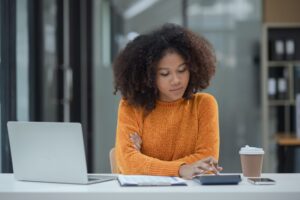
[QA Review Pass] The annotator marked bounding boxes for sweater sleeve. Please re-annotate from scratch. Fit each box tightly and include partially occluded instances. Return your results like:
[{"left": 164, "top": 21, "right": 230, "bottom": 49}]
[
  {"left": 175, "top": 94, "right": 220, "bottom": 164},
  {"left": 115, "top": 99, "right": 185, "bottom": 176}
]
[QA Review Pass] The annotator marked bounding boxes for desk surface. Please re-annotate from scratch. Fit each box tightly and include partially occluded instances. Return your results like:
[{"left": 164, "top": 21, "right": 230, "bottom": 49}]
[{"left": 1, "top": 173, "right": 300, "bottom": 200}]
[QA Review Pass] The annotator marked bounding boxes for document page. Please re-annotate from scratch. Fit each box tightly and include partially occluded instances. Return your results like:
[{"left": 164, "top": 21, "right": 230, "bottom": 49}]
[{"left": 118, "top": 175, "right": 187, "bottom": 186}]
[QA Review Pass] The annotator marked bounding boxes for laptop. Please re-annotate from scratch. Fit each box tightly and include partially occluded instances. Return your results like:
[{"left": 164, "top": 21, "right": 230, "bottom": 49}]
[{"left": 7, "top": 121, "right": 116, "bottom": 184}]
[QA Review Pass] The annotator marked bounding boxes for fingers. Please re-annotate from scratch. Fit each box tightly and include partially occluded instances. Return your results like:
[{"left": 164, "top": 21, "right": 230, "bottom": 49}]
[
  {"left": 212, "top": 161, "right": 223, "bottom": 174},
  {"left": 130, "top": 132, "right": 142, "bottom": 151},
  {"left": 217, "top": 166, "right": 223, "bottom": 172},
  {"left": 192, "top": 167, "right": 205, "bottom": 176},
  {"left": 209, "top": 162, "right": 220, "bottom": 174},
  {"left": 179, "top": 164, "right": 198, "bottom": 180},
  {"left": 195, "top": 156, "right": 222, "bottom": 175},
  {"left": 131, "top": 133, "right": 142, "bottom": 145},
  {"left": 208, "top": 158, "right": 220, "bottom": 174},
  {"left": 180, "top": 158, "right": 223, "bottom": 180},
  {"left": 201, "top": 156, "right": 218, "bottom": 164},
  {"left": 195, "top": 161, "right": 212, "bottom": 171}
]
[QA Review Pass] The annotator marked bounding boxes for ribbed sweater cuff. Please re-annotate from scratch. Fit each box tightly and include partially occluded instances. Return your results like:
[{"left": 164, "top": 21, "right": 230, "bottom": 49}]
[{"left": 148, "top": 161, "right": 186, "bottom": 177}]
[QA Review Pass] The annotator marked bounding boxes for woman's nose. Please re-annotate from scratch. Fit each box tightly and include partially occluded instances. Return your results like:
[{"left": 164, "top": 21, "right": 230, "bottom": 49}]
[{"left": 170, "top": 74, "right": 180, "bottom": 85}]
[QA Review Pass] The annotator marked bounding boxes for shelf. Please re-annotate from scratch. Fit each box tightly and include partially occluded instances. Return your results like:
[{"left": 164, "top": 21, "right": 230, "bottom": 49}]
[
  {"left": 264, "top": 23, "right": 300, "bottom": 28},
  {"left": 262, "top": 23, "right": 300, "bottom": 172},
  {"left": 268, "top": 61, "right": 300, "bottom": 67},
  {"left": 275, "top": 134, "right": 300, "bottom": 146},
  {"left": 268, "top": 60, "right": 300, "bottom": 67},
  {"left": 268, "top": 100, "right": 295, "bottom": 106}
]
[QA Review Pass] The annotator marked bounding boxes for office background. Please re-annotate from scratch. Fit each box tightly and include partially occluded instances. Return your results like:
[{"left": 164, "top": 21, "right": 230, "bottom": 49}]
[{"left": 1, "top": 0, "right": 300, "bottom": 174}]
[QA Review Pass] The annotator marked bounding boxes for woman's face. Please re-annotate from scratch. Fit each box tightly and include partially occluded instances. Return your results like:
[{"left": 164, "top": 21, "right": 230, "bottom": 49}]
[{"left": 155, "top": 51, "right": 190, "bottom": 102}]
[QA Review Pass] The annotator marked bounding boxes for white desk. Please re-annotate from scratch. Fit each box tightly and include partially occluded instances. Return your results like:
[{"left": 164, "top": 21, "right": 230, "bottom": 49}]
[{"left": 0, "top": 173, "right": 300, "bottom": 200}]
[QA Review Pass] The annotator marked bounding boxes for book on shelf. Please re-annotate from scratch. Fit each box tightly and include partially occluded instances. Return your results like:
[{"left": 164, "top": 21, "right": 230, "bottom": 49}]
[
  {"left": 269, "top": 38, "right": 297, "bottom": 61},
  {"left": 277, "top": 77, "right": 288, "bottom": 100},
  {"left": 285, "top": 39, "right": 296, "bottom": 60},
  {"left": 294, "top": 66, "right": 300, "bottom": 95},
  {"left": 269, "top": 39, "right": 285, "bottom": 61},
  {"left": 268, "top": 67, "right": 289, "bottom": 101}
]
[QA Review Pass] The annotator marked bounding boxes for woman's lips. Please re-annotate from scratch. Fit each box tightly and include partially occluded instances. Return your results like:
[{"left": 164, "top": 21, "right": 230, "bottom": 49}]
[{"left": 170, "top": 87, "right": 183, "bottom": 92}]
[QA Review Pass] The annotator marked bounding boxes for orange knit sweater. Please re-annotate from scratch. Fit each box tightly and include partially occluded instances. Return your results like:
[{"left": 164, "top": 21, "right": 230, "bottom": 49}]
[{"left": 115, "top": 93, "right": 219, "bottom": 176}]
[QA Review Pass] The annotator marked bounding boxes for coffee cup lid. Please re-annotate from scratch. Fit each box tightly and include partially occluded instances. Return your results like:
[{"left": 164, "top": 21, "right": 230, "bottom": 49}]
[{"left": 239, "top": 145, "right": 264, "bottom": 155}]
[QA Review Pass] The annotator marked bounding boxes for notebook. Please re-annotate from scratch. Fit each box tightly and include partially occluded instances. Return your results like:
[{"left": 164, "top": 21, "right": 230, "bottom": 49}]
[
  {"left": 7, "top": 121, "right": 117, "bottom": 184},
  {"left": 118, "top": 175, "right": 187, "bottom": 186}
]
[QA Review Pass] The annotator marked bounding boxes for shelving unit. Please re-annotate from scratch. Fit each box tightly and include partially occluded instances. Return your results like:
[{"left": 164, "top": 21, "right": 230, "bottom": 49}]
[{"left": 262, "top": 23, "right": 300, "bottom": 172}]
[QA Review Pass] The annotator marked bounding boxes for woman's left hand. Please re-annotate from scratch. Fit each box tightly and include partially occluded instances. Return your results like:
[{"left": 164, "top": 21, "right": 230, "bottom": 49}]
[{"left": 130, "top": 132, "right": 142, "bottom": 151}]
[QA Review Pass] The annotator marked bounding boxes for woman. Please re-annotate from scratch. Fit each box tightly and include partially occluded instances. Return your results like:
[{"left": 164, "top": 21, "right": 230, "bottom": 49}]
[{"left": 112, "top": 23, "right": 222, "bottom": 179}]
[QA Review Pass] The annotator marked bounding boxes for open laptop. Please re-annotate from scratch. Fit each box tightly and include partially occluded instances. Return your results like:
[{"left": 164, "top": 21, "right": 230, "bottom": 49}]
[{"left": 7, "top": 121, "right": 116, "bottom": 184}]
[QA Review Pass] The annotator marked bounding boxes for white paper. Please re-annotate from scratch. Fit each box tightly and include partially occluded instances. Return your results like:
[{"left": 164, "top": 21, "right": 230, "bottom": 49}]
[{"left": 118, "top": 175, "right": 187, "bottom": 186}]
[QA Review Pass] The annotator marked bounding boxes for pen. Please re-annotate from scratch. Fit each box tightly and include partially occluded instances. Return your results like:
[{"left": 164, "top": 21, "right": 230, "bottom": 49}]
[{"left": 210, "top": 161, "right": 220, "bottom": 175}]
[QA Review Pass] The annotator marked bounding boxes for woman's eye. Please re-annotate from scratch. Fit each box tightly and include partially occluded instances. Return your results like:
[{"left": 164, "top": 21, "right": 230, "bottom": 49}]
[
  {"left": 160, "top": 73, "right": 169, "bottom": 77},
  {"left": 178, "top": 67, "right": 187, "bottom": 73}
]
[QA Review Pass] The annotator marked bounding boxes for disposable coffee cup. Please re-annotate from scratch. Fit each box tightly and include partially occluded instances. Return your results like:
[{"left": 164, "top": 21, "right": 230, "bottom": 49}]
[{"left": 239, "top": 145, "right": 264, "bottom": 177}]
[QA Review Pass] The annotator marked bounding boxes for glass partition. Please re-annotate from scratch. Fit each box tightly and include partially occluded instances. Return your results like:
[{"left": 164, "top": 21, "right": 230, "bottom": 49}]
[
  {"left": 16, "top": 0, "right": 29, "bottom": 121},
  {"left": 187, "top": 0, "right": 262, "bottom": 172}
]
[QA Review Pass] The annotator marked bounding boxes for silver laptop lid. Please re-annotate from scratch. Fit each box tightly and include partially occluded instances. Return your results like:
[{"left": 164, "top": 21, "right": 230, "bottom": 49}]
[{"left": 7, "top": 122, "right": 89, "bottom": 184}]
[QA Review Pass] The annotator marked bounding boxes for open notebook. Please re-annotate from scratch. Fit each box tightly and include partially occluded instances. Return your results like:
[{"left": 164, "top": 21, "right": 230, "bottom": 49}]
[{"left": 118, "top": 175, "right": 187, "bottom": 186}]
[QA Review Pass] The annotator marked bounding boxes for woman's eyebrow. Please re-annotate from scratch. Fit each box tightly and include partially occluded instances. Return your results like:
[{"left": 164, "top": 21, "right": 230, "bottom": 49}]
[
  {"left": 178, "top": 62, "right": 187, "bottom": 67},
  {"left": 177, "top": 62, "right": 188, "bottom": 68},
  {"left": 157, "top": 67, "right": 169, "bottom": 70},
  {"left": 158, "top": 62, "right": 186, "bottom": 70}
]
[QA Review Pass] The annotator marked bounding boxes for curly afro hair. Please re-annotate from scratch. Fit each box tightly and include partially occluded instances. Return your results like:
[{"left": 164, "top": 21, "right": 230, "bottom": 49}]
[{"left": 112, "top": 23, "right": 216, "bottom": 111}]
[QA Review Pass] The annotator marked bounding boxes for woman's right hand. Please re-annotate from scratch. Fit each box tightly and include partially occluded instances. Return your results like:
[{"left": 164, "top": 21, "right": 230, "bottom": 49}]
[{"left": 179, "top": 156, "right": 223, "bottom": 179}]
